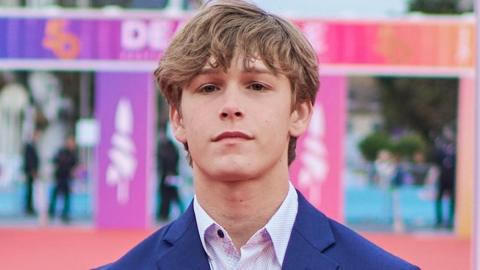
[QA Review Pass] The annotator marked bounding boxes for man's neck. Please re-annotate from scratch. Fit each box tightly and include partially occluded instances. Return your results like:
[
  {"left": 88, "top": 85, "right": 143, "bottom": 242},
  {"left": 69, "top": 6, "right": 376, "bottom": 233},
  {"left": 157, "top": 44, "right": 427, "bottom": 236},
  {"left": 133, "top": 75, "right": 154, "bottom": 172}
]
[{"left": 194, "top": 169, "right": 290, "bottom": 250}]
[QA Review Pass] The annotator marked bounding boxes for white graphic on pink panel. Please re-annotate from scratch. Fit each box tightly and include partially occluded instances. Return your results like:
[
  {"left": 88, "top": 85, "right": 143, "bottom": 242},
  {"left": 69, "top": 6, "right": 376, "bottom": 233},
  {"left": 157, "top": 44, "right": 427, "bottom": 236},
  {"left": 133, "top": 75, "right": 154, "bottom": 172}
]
[
  {"left": 106, "top": 98, "right": 137, "bottom": 204},
  {"left": 456, "top": 26, "right": 472, "bottom": 65},
  {"left": 301, "top": 22, "right": 328, "bottom": 55},
  {"left": 298, "top": 105, "right": 329, "bottom": 204}
]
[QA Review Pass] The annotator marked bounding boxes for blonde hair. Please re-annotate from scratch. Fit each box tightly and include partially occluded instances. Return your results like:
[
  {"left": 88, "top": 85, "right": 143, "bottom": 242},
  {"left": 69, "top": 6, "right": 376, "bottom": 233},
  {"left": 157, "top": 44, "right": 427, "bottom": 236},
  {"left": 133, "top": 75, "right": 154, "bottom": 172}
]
[{"left": 155, "top": 0, "right": 319, "bottom": 164}]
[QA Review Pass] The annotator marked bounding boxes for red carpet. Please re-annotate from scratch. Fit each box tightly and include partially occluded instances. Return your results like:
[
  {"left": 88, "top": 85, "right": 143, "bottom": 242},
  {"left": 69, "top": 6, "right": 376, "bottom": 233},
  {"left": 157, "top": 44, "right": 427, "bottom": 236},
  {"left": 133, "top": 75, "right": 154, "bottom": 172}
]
[
  {"left": 0, "top": 228, "right": 471, "bottom": 270},
  {"left": 363, "top": 233, "right": 471, "bottom": 270}
]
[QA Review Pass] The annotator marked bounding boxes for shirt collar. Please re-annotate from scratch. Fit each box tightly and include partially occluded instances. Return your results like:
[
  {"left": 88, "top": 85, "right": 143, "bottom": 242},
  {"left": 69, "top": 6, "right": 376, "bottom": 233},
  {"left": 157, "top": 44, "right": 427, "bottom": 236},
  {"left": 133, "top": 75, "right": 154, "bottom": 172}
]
[
  {"left": 193, "top": 195, "right": 217, "bottom": 255},
  {"left": 265, "top": 182, "right": 298, "bottom": 265},
  {"left": 193, "top": 182, "right": 298, "bottom": 265}
]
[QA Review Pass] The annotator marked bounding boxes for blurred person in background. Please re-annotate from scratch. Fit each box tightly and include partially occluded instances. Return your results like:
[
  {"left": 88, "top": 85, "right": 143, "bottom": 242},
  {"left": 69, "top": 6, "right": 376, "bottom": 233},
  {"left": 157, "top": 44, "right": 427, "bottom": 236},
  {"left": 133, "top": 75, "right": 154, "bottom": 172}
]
[
  {"left": 374, "top": 149, "right": 400, "bottom": 229},
  {"left": 416, "top": 151, "right": 439, "bottom": 208},
  {"left": 23, "top": 129, "right": 41, "bottom": 216},
  {"left": 156, "top": 131, "right": 184, "bottom": 221},
  {"left": 374, "top": 149, "right": 395, "bottom": 190},
  {"left": 433, "top": 127, "right": 456, "bottom": 229},
  {"left": 97, "top": 1, "right": 419, "bottom": 269},
  {"left": 390, "top": 153, "right": 406, "bottom": 232},
  {"left": 48, "top": 136, "right": 78, "bottom": 223},
  {"left": 410, "top": 151, "right": 430, "bottom": 186}
]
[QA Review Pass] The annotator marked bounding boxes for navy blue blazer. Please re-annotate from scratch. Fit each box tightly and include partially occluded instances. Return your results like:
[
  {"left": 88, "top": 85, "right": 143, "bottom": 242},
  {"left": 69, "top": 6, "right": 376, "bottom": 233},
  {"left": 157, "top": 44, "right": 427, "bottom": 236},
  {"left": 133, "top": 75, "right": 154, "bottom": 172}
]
[{"left": 97, "top": 192, "right": 420, "bottom": 270}]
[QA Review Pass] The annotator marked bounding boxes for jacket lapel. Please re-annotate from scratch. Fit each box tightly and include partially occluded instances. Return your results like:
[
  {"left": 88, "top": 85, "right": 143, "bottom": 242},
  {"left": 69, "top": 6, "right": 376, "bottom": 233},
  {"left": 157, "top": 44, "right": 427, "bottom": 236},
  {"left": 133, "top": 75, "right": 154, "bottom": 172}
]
[
  {"left": 282, "top": 191, "right": 339, "bottom": 270},
  {"left": 155, "top": 192, "right": 339, "bottom": 270},
  {"left": 156, "top": 203, "right": 211, "bottom": 270}
]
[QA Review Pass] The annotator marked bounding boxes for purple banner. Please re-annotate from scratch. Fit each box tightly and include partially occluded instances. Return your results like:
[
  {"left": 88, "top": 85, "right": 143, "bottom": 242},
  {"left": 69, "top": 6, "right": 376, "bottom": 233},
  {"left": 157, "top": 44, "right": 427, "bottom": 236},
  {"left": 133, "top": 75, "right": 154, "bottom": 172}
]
[
  {"left": 0, "top": 17, "right": 180, "bottom": 60},
  {"left": 95, "top": 72, "right": 154, "bottom": 229}
]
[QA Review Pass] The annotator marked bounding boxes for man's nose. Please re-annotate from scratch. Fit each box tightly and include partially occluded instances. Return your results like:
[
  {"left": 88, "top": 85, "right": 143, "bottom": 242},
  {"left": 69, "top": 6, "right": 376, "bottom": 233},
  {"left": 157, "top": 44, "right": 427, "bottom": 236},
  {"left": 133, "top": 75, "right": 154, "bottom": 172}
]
[{"left": 219, "top": 87, "right": 244, "bottom": 120}]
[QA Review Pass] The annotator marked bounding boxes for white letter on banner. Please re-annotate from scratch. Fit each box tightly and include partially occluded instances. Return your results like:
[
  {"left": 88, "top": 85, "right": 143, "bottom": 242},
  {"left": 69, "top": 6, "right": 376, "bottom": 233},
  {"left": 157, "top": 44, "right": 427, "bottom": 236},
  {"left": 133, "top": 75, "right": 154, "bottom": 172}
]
[
  {"left": 121, "top": 20, "right": 147, "bottom": 50},
  {"left": 149, "top": 20, "right": 172, "bottom": 51},
  {"left": 302, "top": 22, "right": 328, "bottom": 55},
  {"left": 456, "top": 26, "right": 472, "bottom": 65}
]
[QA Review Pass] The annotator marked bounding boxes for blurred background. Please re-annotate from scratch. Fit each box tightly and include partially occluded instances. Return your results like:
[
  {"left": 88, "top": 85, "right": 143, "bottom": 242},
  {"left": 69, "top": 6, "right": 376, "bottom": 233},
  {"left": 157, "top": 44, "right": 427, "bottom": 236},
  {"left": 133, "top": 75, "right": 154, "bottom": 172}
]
[{"left": 0, "top": 0, "right": 476, "bottom": 269}]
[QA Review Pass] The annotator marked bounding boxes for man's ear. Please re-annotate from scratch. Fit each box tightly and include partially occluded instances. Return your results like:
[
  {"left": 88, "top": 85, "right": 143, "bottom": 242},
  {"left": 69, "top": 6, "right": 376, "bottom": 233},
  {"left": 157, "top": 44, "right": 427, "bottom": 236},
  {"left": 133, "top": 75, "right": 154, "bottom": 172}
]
[
  {"left": 289, "top": 101, "right": 313, "bottom": 137},
  {"left": 169, "top": 105, "right": 187, "bottom": 143}
]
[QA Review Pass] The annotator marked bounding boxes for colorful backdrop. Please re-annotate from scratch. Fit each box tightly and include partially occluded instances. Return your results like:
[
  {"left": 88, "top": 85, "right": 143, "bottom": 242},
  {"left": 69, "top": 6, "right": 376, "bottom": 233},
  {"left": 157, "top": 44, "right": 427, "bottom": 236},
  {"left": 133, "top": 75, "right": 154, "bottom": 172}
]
[{"left": 0, "top": 12, "right": 475, "bottom": 236}]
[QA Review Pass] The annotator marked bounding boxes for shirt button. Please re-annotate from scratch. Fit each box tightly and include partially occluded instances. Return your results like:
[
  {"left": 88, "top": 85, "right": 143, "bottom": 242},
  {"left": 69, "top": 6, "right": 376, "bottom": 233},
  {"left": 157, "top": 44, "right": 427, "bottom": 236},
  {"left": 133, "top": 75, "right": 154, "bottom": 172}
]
[{"left": 217, "top": 229, "right": 224, "bottom": 238}]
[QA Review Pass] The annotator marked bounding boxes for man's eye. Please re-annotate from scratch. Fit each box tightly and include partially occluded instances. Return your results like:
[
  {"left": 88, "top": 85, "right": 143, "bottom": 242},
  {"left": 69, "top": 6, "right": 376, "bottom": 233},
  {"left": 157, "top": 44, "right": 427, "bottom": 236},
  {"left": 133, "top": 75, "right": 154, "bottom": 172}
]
[
  {"left": 199, "top": 84, "right": 219, "bottom": 93},
  {"left": 248, "top": 83, "right": 267, "bottom": 91}
]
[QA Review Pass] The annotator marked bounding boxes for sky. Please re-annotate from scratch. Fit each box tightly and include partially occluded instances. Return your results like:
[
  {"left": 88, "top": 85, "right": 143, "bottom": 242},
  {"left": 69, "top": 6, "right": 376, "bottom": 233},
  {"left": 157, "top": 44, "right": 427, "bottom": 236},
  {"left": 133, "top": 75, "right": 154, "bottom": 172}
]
[{"left": 250, "top": 0, "right": 408, "bottom": 18}]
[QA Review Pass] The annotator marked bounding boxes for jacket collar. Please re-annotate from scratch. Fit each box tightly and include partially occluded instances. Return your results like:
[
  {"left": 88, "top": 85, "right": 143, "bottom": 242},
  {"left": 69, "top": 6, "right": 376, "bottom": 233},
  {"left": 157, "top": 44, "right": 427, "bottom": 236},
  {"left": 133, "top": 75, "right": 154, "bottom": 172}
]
[
  {"left": 156, "top": 191, "right": 339, "bottom": 270},
  {"left": 282, "top": 191, "right": 339, "bottom": 270},
  {"left": 155, "top": 202, "right": 211, "bottom": 270}
]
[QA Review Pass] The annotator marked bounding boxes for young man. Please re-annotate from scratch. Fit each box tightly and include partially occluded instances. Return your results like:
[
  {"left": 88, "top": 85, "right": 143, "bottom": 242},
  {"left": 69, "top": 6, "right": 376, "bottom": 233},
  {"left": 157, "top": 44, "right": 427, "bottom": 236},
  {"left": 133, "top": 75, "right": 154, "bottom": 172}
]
[
  {"left": 98, "top": 1, "right": 420, "bottom": 269},
  {"left": 23, "top": 129, "right": 41, "bottom": 215},
  {"left": 49, "top": 136, "right": 78, "bottom": 223}
]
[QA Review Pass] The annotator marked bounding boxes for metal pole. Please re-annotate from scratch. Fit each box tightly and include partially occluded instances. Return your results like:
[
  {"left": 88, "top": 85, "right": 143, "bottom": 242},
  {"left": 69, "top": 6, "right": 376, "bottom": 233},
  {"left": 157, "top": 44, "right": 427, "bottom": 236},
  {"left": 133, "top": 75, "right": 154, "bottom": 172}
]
[
  {"left": 79, "top": 73, "right": 91, "bottom": 118},
  {"left": 474, "top": 1, "right": 480, "bottom": 269}
]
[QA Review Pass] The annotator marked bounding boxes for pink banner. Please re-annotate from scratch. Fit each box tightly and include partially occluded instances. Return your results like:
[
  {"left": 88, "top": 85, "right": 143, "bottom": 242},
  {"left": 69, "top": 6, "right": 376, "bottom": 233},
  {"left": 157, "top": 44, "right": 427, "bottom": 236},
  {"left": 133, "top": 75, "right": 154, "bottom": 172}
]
[
  {"left": 290, "top": 76, "right": 347, "bottom": 222},
  {"left": 297, "top": 20, "right": 475, "bottom": 69}
]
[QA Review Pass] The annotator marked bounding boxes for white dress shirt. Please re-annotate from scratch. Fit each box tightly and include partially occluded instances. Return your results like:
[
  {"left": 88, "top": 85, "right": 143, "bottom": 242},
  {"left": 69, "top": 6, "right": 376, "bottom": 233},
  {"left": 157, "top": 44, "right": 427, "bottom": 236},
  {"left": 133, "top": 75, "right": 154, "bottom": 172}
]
[{"left": 193, "top": 182, "right": 298, "bottom": 270}]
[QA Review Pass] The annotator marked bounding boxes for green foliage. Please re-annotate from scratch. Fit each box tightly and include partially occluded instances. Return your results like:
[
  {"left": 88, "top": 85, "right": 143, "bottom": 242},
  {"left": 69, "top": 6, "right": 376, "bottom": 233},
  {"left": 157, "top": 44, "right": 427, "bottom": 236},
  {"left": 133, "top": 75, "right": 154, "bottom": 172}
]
[
  {"left": 391, "top": 133, "right": 427, "bottom": 158},
  {"left": 377, "top": 77, "right": 458, "bottom": 143},
  {"left": 358, "top": 131, "right": 427, "bottom": 162},
  {"left": 358, "top": 132, "right": 392, "bottom": 162},
  {"left": 408, "top": 0, "right": 473, "bottom": 14}
]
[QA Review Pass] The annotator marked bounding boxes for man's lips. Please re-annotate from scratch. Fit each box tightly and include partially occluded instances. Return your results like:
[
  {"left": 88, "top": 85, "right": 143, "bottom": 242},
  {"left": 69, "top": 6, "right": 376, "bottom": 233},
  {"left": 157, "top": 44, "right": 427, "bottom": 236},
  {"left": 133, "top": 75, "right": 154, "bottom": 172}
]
[{"left": 212, "top": 131, "right": 254, "bottom": 142}]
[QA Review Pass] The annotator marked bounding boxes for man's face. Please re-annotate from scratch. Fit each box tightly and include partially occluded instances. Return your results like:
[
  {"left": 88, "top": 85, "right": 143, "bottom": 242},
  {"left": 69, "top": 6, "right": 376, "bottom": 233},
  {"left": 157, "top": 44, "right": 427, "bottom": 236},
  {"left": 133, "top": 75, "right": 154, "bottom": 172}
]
[
  {"left": 33, "top": 131, "right": 41, "bottom": 142},
  {"left": 66, "top": 137, "right": 76, "bottom": 150},
  {"left": 170, "top": 55, "right": 312, "bottom": 181}
]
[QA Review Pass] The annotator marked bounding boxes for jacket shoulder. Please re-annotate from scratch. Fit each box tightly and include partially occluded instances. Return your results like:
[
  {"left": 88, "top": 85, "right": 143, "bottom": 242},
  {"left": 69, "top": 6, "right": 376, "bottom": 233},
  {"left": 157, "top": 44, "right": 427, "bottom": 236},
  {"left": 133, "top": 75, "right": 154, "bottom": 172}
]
[
  {"left": 94, "top": 224, "right": 173, "bottom": 270},
  {"left": 325, "top": 218, "right": 420, "bottom": 270}
]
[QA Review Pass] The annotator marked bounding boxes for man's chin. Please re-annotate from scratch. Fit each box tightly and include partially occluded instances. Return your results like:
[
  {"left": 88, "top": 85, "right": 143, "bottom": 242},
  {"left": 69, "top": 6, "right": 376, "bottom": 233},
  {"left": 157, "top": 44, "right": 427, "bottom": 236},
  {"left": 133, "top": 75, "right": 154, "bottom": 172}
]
[
  {"left": 193, "top": 156, "right": 262, "bottom": 180},
  {"left": 209, "top": 168, "right": 256, "bottom": 182}
]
